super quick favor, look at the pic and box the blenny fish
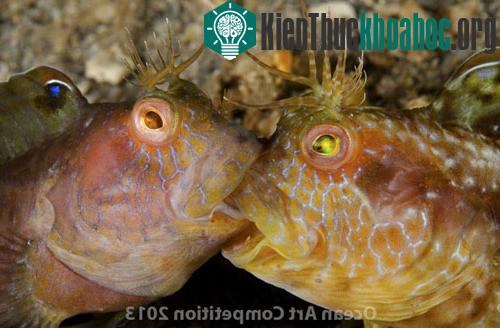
[0,37,260,326]
[223,49,499,327]
[0,66,87,165]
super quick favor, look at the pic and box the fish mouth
[221,167,321,265]
[167,124,263,222]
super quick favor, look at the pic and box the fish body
[223,50,499,327]
[0,66,87,165]
[0,52,260,326]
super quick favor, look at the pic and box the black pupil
[144,111,164,129]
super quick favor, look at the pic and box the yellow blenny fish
[223,49,499,327]
[0,34,260,327]
[0,66,87,165]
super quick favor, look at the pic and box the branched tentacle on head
[125,19,204,91]
[223,6,366,125]
[243,50,366,111]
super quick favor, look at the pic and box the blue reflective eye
[47,83,62,97]
[45,80,71,98]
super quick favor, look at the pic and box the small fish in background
[0,66,88,165]
[0,28,260,327]
[431,49,500,139]
[223,46,499,327]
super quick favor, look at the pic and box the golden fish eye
[130,97,177,145]
[144,110,164,129]
[312,134,340,156]
[301,124,353,172]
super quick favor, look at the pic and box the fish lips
[171,123,263,222]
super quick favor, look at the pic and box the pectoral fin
[0,232,65,327]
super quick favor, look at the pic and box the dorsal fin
[431,48,500,139]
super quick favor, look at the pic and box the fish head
[225,108,442,267]
[5,66,87,126]
[0,66,87,163]
[223,54,498,321]
[431,47,500,138]
[128,81,262,220]
[43,79,261,297]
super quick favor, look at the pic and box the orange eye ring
[130,97,178,145]
[301,124,352,171]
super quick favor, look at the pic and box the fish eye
[311,134,340,156]
[301,124,352,171]
[130,97,178,145]
[44,79,72,98]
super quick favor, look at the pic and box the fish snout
[181,121,263,219]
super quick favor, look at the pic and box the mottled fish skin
[223,51,499,327]
[431,49,500,139]
[0,76,260,326]
[0,66,87,165]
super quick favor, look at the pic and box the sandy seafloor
[0,0,498,327]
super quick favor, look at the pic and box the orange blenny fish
[0,39,260,326]
[223,49,499,327]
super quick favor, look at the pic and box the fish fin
[430,48,500,139]
[0,232,64,327]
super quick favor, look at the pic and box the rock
[309,1,356,19]
[85,44,127,85]
[94,2,116,23]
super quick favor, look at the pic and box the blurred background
[1,0,498,137]
[0,0,497,327]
